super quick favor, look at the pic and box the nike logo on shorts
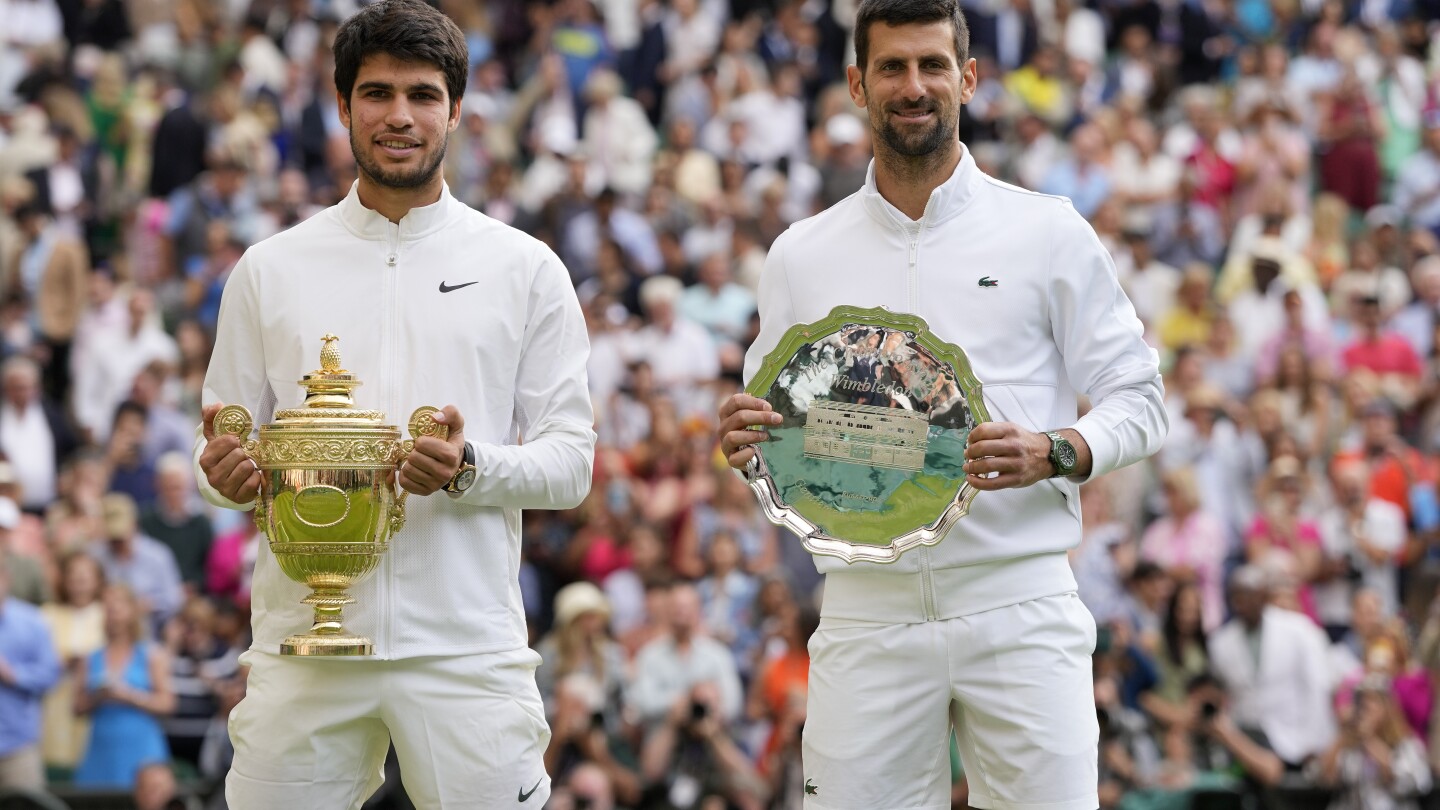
[518,778,542,802]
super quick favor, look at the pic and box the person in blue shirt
[0,553,63,791]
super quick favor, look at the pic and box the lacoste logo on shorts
[805,778,818,795]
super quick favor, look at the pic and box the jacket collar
[861,143,984,230]
[337,181,456,240]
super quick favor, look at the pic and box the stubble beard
[874,102,955,158]
[350,130,449,190]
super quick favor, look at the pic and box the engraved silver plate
[744,306,988,563]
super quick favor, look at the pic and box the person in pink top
[1244,455,1324,623]
[1334,631,1432,743]
[1141,466,1229,631]
[1341,294,1424,410]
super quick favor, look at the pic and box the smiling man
[193,1,595,807]
[716,0,1167,808]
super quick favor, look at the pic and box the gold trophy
[212,334,445,656]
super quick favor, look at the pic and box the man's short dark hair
[854,0,970,75]
[333,0,468,107]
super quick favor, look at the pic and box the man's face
[339,53,460,191]
[3,370,35,409]
[669,586,701,635]
[848,20,974,159]
[1230,585,1265,625]
[158,470,189,506]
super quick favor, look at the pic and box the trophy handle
[212,405,265,526]
[390,407,451,533]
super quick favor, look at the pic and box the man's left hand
[399,405,466,496]
[964,422,1054,491]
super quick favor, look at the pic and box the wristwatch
[1045,431,1078,478]
[444,442,478,493]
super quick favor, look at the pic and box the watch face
[456,469,477,491]
[1056,441,1078,470]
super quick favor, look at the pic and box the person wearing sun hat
[534,582,625,716]
[87,494,182,630]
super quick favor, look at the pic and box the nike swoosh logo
[439,280,480,293]
[518,778,542,802]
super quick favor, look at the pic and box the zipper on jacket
[902,219,938,621]
[380,221,400,656]
[919,546,938,621]
[905,225,920,312]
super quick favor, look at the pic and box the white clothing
[239,34,289,97]
[745,150,1168,616]
[73,325,179,444]
[743,149,1164,808]
[802,592,1099,810]
[1208,606,1337,764]
[225,648,551,809]
[1315,499,1408,622]
[581,96,658,198]
[0,0,62,46]
[1110,144,1181,204]
[195,183,595,660]
[1394,149,1440,230]
[0,403,54,509]
[627,634,743,724]
[628,318,720,417]
[1117,258,1182,328]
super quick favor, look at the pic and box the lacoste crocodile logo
[805,779,818,795]
[978,276,999,288]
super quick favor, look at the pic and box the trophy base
[280,633,374,656]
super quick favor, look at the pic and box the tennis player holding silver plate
[715,0,1167,805]
[742,305,989,563]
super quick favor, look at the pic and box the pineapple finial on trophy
[300,333,360,409]
[320,333,344,373]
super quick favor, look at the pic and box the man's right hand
[717,393,781,470]
[199,403,261,504]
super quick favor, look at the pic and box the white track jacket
[195,184,595,659]
[744,149,1168,623]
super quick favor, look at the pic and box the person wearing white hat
[535,582,624,714]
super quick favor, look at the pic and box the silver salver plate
[744,306,988,563]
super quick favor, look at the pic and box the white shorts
[225,647,551,810]
[802,592,1099,810]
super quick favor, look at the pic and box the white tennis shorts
[801,591,1099,810]
[225,646,551,810]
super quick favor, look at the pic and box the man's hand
[200,403,261,504]
[399,406,466,496]
[963,422,1056,491]
[717,393,781,470]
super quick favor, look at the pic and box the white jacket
[1208,607,1337,763]
[743,149,1168,623]
[195,184,595,659]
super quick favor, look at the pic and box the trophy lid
[273,334,385,423]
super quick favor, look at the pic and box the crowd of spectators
[17,0,1440,808]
